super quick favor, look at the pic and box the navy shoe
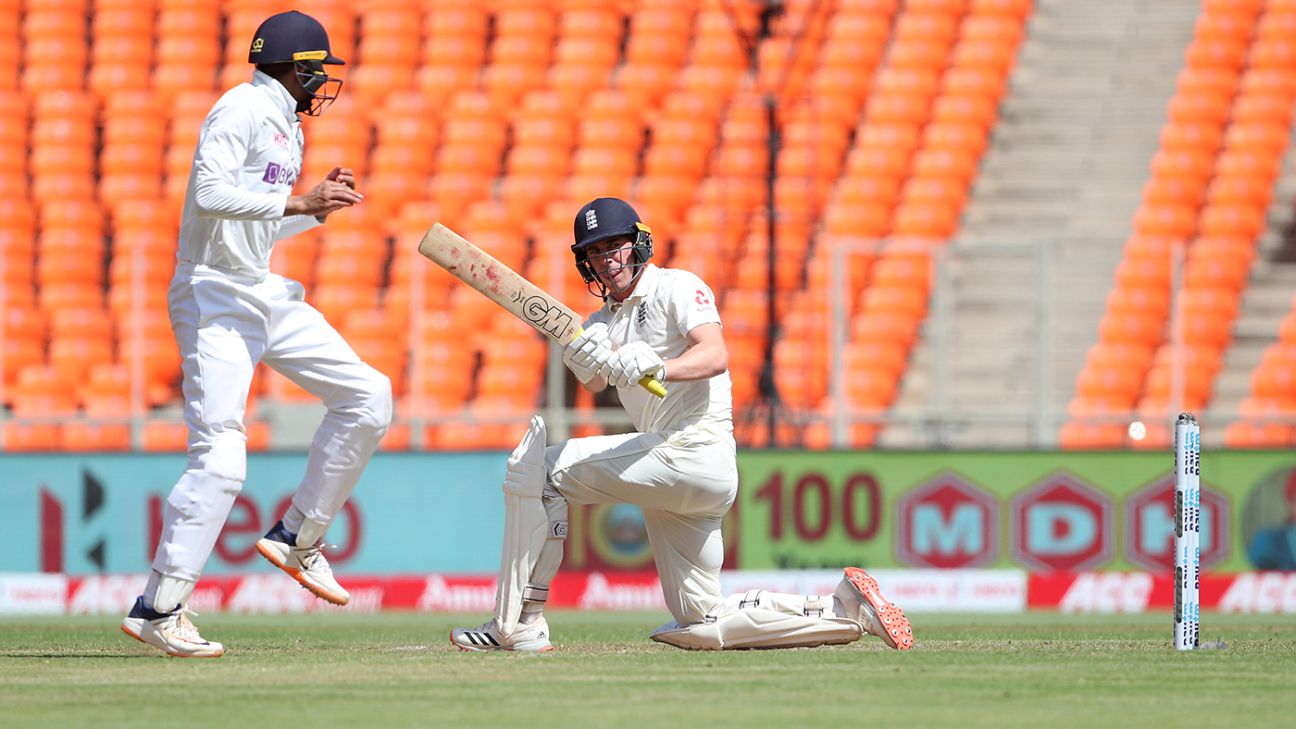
[260,519,296,545]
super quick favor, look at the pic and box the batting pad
[649,609,863,650]
[494,415,549,635]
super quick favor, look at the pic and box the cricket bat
[418,222,668,398]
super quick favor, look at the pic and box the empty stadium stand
[3,0,1296,452]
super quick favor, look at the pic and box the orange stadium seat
[1058,421,1127,450]
[2,304,46,343]
[1239,67,1296,98]
[1185,37,1250,70]
[139,420,187,453]
[422,33,488,67]
[1,423,63,452]
[844,366,900,409]
[60,422,132,452]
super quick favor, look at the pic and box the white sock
[145,572,195,614]
[519,602,544,625]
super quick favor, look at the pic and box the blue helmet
[571,197,654,298]
[248,11,345,66]
[248,11,344,116]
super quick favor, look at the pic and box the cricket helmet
[571,197,654,298]
[248,11,344,115]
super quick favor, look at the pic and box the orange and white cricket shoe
[835,567,915,650]
[451,617,554,653]
[121,597,225,658]
[255,520,350,605]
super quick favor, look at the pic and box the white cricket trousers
[152,263,392,581]
[546,426,738,625]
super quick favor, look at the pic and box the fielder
[121,11,392,658]
[450,198,914,651]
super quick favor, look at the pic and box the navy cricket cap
[248,11,345,66]
[572,198,642,249]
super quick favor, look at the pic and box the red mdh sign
[1010,472,1113,572]
[1124,475,1230,571]
[895,471,999,568]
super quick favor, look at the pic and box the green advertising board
[737,450,1296,572]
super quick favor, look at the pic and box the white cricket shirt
[176,70,321,279]
[587,264,734,437]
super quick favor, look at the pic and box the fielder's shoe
[835,567,915,650]
[120,597,225,658]
[450,617,554,653]
[255,520,350,605]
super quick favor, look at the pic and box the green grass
[1,611,1293,729]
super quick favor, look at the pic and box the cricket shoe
[450,617,554,653]
[120,597,225,658]
[834,567,914,650]
[255,520,350,605]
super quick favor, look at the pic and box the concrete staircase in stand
[880,0,1201,448]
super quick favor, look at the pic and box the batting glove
[605,341,665,389]
[562,322,613,384]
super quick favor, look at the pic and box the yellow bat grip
[569,327,668,398]
[639,375,669,398]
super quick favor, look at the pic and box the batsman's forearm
[663,341,728,382]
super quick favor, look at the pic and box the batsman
[451,198,914,652]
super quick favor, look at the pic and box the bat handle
[569,327,669,398]
[639,375,668,398]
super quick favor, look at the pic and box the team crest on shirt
[272,132,289,147]
[636,304,647,327]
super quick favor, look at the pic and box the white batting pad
[649,609,862,651]
[494,415,549,634]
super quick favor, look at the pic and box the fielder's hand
[286,167,364,219]
[604,341,665,389]
[327,166,358,190]
[562,322,613,384]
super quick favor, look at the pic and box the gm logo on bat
[522,295,574,338]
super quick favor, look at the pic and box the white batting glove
[605,341,665,389]
[562,322,613,384]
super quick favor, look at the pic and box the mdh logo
[895,472,999,569]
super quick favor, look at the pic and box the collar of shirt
[610,263,661,313]
[252,69,300,123]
